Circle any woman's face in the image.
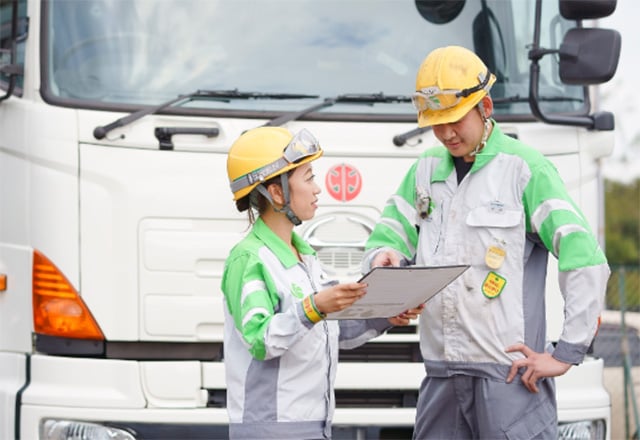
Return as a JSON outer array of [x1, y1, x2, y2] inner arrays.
[[288, 162, 321, 222]]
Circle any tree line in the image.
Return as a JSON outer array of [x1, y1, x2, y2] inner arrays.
[[605, 179, 640, 265]]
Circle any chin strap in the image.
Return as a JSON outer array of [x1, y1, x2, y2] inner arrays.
[[469, 104, 492, 157], [253, 173, 302, 226]]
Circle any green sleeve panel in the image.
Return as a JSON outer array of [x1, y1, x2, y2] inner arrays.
[[522, 154, 607, 272], [221, 250, 280, 360], [556, 231, 607, 270], [365, 159, 420, 257]]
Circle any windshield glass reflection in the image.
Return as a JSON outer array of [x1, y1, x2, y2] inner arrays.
[[45, 0, 585, 117]]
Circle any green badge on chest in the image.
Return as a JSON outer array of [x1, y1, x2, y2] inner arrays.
[[482, 271, 506, 299]]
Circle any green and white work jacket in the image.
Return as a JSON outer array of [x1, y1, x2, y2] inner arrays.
[[363, 122, 609, 380], [222, 218, 390, 439]]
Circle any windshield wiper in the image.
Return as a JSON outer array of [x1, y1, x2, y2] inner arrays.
[[196, 89, 319, 101], [93, 89, 319, 139], [264, 98, 337, 127], [335, 92, 412, 105], [264, 92, 411, 127], [392, 126, 431, 147]]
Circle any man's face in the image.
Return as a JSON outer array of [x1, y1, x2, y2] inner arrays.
[[431, 106, 486, 163]]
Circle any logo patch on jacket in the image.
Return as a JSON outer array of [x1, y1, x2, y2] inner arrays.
[[290, 283, 304, 299], [482, 271, 506, 298]]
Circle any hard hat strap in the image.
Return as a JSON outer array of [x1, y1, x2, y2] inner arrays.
[[469, 114, 492, 157], [254, 174, 302, 226], [274, 172, 302, 226]]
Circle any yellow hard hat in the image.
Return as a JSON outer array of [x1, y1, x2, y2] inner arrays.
[[227, 126, 323, 201], [413, 46, 496, 127]]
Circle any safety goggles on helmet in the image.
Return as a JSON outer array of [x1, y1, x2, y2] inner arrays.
[[282, 128, 321, 163], [411, 70, 492, 112], [230, 128, 321, 194]]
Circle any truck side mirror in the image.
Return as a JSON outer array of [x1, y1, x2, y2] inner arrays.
[[559, 27, 621, 85], [527, 0, 621, 130]]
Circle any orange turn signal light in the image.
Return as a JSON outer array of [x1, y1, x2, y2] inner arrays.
[[32, 250, 104, 340]]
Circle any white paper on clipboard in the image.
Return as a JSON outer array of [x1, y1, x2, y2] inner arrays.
[[326, 265, 469, 320]]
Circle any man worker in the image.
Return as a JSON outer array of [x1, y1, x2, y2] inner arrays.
[[362, 45, 609, 439]]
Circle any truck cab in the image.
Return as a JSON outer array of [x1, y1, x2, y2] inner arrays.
[[0, 0, 620, 439]]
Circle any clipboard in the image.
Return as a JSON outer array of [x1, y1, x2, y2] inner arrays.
[[326, 265, 469, 320]]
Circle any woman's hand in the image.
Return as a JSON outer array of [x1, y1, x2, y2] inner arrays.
[[313, 282, 367, 315]]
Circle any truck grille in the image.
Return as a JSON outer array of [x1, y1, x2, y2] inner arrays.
[[339, 341, 422, 363], [206, 339, 422, 409], [300, 211, 375, 279], [205, 389, 418, 409], [317, 247, 364, 271], [207, 390, 226, 408], [335, 390, 418, 408]]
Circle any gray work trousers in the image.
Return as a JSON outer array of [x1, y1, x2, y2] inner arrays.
[[412, 374, 557, 439]]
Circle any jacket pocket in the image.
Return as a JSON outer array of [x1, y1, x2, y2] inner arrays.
[[466, 205, 522, 228], [503, 395, 556, 439], [464, 206, 523, 268]]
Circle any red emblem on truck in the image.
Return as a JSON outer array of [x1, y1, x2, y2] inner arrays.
[[325, 163, 362, 202]]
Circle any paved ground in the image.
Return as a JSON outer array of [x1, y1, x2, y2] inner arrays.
[[598, 310, 640, 440], [603, 367, 640, 439]]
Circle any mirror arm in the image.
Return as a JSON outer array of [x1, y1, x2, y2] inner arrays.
[[0, 0, 21, 103], [528, 60, 596, 129], [528, 47, 558, 62], [526, 0, 613, 130], [0, 63, 23, 76]]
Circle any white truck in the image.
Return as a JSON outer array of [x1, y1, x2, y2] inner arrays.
[[0, 0, 621, 439]]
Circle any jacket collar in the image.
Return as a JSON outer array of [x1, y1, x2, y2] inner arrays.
[[432, 119, 503, 182], [252, 218, 316, 268]]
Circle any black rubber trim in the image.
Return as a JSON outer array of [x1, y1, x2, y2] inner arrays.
[[34, 334, 222, 361], [35, 334, 104, 357], [14, 354, 30, 440], [107, 422, 229, 440], [105, 421, 413, 439], [106, 341, 222, 361]]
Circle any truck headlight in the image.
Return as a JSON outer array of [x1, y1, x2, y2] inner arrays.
[[40, 419, 136, 440], [558, 419, 606, 440]]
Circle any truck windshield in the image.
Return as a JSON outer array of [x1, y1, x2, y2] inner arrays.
[[43, 0, 586, 119]]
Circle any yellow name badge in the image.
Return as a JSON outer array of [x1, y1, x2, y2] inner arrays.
[[485, 245, 506, 269], [482, 271, 507, 299]]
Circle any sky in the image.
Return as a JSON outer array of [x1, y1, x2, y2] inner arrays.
[[597, 1, 640, 182]]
